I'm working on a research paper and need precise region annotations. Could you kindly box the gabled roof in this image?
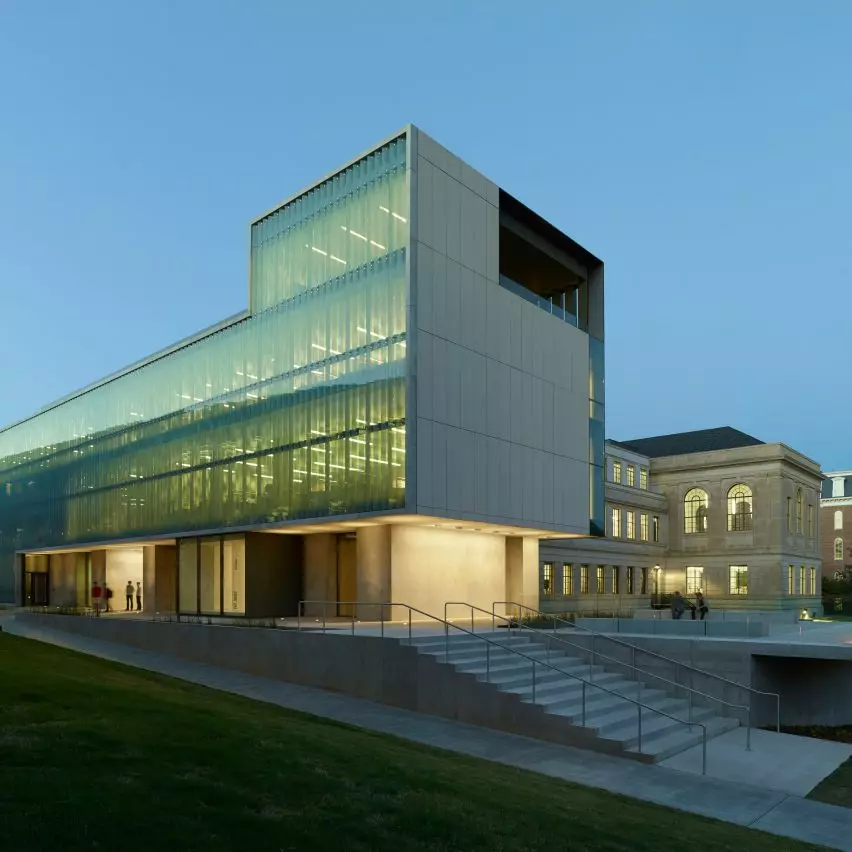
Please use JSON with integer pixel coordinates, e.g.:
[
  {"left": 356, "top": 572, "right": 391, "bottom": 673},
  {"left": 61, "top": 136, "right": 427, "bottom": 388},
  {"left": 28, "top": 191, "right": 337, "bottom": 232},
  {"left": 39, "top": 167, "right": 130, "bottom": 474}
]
[{"left": 610, "top": 427, "right": 765, "bottom": 459}]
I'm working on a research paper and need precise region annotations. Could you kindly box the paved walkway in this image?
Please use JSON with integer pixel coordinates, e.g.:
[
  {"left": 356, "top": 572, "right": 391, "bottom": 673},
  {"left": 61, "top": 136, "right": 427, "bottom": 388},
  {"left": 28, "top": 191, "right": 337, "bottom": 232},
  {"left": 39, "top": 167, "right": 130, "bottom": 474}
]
[{"left": 3, "top": 614, "right": 852, "bottom": 851}]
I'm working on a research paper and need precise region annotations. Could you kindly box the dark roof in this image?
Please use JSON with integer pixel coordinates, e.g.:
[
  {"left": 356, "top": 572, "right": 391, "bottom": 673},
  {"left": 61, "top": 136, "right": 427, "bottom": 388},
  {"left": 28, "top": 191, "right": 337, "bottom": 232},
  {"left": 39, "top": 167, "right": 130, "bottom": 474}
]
[{"left": 610, "top": 427, "right": 765, "bottom": 459}]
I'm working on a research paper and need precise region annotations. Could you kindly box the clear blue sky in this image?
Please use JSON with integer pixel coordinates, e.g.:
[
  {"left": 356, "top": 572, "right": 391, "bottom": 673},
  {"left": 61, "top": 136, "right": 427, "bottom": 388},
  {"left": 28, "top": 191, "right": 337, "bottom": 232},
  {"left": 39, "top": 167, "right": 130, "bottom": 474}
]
[{"left": 1, "top": 1, "right": 849, "bottom": 468}]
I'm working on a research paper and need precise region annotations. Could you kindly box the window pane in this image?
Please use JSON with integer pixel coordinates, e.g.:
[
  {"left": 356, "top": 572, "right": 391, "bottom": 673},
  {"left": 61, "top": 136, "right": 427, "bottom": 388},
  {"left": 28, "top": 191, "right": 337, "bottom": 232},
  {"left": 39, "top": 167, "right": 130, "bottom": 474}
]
[
  {"left": 729, "top": 565, "right": 748, "bottom": 595},
  {"left": 199, "top": 538, "right": 222, "bottom": 615},
  {"left": 178, "top": 538, "right": 198, "bottom": 613},
  {"left": 686, "top": 566, "right": 704, "bottom": 595},
  {"left": 223, "top": 535, "right": 246, "bottom": 614},
  {"left": 580, "top": 565, "right": 589, "bottom": 594},
  {"left": 542, "top": 563, "right": 553, "bottom": 596},
  {"left": 562, "top": 564, "right": 573, "bottom": 596}
]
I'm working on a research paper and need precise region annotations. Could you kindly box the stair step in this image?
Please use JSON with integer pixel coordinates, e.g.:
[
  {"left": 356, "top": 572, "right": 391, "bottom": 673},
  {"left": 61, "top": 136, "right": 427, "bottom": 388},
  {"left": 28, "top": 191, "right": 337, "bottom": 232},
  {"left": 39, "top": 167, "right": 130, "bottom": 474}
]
[
  {"left": 541, "top": 685, "right": 668, "bottom": 717},
  {"left": 623, "top": 715, "right": 740, "bottom": 761},
  {"left": 508, "top": 671, "right": 624, "bottom": 700}
]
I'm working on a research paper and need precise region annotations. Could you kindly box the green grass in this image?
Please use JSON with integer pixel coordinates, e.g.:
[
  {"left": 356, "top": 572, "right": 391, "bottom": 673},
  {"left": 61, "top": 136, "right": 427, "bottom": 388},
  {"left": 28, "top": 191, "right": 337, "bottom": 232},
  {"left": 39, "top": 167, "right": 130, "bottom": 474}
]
[
  {"left": 773, "top": 726, "right": 852, "bottom": 809},
  {"left": 0, "top": 634, "right": 819, "bottom": 852}
]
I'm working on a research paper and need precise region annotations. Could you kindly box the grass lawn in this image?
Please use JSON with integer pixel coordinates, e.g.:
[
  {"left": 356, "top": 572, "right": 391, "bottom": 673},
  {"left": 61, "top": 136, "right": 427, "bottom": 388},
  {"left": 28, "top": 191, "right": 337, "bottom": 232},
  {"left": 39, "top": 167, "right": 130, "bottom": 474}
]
[
  {"left": 0, "top": 634, "right": 820, "bottom": 852},
  {"left": 775, "top": 725, "right": 852, "bottom": 809}
]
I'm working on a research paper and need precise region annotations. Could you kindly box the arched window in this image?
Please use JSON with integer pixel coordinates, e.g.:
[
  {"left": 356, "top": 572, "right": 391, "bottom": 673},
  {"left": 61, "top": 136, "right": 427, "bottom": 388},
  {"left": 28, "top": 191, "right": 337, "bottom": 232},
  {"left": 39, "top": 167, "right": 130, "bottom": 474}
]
[
  {"left": 796, "top": 488, "right": 803, "bottom": 534},
  {"left": 835, "top": 538, "right": 844, "bottom": 561},
  {"left": 727, "top": 484, "right": 753, "bottom": 532},
  {"left": 836, "top": 510, "right": 844, "bottom": 531},
  {"left": 684, "top": 488, "right": 709, "bottom": 534}
]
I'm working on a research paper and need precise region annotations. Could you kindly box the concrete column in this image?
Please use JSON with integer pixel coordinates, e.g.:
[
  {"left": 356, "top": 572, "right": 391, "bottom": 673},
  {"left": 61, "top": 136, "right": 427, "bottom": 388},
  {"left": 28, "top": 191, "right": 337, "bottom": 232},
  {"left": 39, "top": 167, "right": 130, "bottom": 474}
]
[
  {"left": 356, "top": 525, "right": 391, "bottom": 621},
  {"left": 302, "top": 533, "right": 337, "bottom": 618},
  {"left": 505, "top": 536, "right": 540, "bottom": 616}
]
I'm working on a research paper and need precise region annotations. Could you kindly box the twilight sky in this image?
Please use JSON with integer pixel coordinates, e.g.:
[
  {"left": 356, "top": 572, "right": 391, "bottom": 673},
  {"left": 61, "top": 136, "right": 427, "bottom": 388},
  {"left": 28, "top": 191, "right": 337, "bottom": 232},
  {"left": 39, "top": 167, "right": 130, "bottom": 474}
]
[{"left": 0, "top": 1, "right": 849, "bottom": 468}]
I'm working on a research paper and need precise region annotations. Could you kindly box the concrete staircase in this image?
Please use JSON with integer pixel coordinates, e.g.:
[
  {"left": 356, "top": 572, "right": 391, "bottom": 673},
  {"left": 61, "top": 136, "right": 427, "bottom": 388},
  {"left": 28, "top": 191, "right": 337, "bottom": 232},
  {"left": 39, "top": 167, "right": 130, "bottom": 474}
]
[{"left": 409, "top": 631, "right": 739, "bottom": 762}]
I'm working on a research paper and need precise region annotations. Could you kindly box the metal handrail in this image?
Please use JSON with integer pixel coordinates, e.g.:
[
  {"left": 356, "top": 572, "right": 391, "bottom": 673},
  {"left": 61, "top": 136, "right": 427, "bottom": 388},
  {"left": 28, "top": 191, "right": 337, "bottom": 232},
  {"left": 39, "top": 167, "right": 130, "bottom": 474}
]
[
  {"left": 449, "top": 601, "right": 751, "bottom": 751},
  {"left": 493, "top": 600, "right": 781, "bottom": 734},
  {"left": 299, "top": 599, "right": 707, "bottom": 773}
]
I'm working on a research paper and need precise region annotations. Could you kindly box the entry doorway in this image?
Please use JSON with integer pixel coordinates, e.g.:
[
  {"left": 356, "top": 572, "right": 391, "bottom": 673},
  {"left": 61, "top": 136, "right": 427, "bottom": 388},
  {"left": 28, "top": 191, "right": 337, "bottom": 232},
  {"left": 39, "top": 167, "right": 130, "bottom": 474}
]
[
  {"left": 337, "top": 534, "right": 356, "bottom": 617},
  {"left": 25, "top": 571, "right": 49, "bottom": 606}
]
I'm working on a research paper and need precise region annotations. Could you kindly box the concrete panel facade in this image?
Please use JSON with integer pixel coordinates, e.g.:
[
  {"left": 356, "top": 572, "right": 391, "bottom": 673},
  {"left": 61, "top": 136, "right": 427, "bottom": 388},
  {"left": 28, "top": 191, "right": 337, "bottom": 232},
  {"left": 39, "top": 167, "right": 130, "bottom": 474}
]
[{"left": 409, "top": 127, "right": 592, "bottom": 537}]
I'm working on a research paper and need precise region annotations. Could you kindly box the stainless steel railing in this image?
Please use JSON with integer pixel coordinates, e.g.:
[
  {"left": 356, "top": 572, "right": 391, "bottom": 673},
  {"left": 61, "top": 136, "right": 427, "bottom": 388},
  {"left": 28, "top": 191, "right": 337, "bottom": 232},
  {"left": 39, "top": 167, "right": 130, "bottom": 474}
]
[
  {"left": 299, "top": 599, "right": 707, "bottom": 773},
  {"left": 493, "top": 600, "right": 781, "bottom": 736}
]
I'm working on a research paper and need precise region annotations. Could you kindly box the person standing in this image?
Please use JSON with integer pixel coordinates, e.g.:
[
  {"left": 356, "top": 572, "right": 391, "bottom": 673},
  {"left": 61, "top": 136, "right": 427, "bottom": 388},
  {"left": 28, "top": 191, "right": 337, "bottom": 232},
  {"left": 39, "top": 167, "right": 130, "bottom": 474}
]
[
  {"left": 91, "top": 581, "right": 102, "bottom": 616},
  {"left": 671, "top": 591, "right": 686, "bottom": 620},
  {"left": 104, "top": 583, "right": 113, "bottom": 612},
  {"left": 125, "top": 580, "right": 134, "bottom": 612},
  {"left": 136, "top": 581, "right": 142, "bottom": 612},
  {"left": 696, "top": 591, "right": 709, "bottom": 621}
]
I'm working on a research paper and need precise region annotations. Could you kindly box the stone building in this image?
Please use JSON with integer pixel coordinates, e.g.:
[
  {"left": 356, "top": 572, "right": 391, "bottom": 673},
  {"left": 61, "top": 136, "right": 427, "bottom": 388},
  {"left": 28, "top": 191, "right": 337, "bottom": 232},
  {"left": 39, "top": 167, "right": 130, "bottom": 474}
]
[
  {"left": 540, "top": 427, "right": 823, "bottom": 615},
  {"left": 820, "top": 471, "right": 852, "bottom": 578}
]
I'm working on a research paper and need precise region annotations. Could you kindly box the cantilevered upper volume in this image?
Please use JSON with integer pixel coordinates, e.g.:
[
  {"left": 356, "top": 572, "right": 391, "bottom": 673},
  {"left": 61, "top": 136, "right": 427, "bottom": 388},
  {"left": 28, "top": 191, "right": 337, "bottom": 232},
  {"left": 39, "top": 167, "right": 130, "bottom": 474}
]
[{"left": 0, "top": 126, "right": 604, "bottom": 618}]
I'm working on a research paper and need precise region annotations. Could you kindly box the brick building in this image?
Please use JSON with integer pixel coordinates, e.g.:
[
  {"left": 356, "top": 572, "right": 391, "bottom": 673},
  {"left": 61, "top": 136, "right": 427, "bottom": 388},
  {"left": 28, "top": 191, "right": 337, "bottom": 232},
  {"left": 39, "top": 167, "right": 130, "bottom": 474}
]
[{"left": 820, "top": 471, "right": 852, "bottom": 578}]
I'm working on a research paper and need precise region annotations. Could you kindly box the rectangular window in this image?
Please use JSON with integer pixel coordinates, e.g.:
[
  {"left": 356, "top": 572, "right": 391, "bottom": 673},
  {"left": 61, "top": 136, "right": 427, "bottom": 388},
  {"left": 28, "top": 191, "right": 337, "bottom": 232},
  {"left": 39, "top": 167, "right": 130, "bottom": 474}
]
[
  {"left": 788, "top": 565, "right": 794, "bottom": 595},
  {"left": 178, "top": 538, "right": 199, "bottom": 613},
  {"left": 640, "top": 567, "right": 649, "bottom": 595},
  {"left": 640, "top": 468, "right": 648, "bottom": 490},
  {"left": 810, "top": 567, "right": 817, "bottom": 596},
  {"left": 626, "top": 465, "right": 635, "bottom": 487},
  {"left": 562, "top": 564, "right": 574, "bottom": 596},
  {"left": 640, "top": 513, "right": 649, "bottom": 541},
  {"left": 686, "top": 566, "right": 704, "bottom": 595},
  {"left": 808, "top": 505, "right": 814, "bottom": 538},
  {"left": 626, "top": 567, "right": 635, "bottom": 594},
  {"left": 787, "top": 497, "right": 792, "bottom": 531},
  {"left": 611, "top": 507, "right": 621, "bottom": 537},
  {"left": 626, "top": 511, "right": 635, "bottom": 540},
  {"left": 542, "top": 563, "right": 553, "bottom": 596},
  {"left": 199, "top": 538, "right": 222, "bottom": 615},
  {"left": 222, "top": 535, "right": 246, "bottom": 614},
  {"left": 799, "top": 565, "right": 806, "bottom": 595},
  {"left": 611, "top": 566, "right": 620, "bottom": 594},
  {"left": 596, "top": 565, "right": 605, "bottom": 593},
  {"left": 729, "top": 565, "right": 748, "bottom": 595},
  {"left": 652, "top": 515, "right": 660, "bottom": 543},
  {"left": 580, "top": 565, "right": 589, "bottom": 594},
  {"left": 612, "top": 461, "right": 622, "bottom": 484}
]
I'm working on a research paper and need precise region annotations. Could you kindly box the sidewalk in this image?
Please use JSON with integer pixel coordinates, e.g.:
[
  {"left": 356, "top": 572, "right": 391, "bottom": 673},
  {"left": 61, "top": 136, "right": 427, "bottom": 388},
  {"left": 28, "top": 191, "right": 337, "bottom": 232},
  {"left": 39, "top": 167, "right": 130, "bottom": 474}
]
[{"left": 4, "top": 613, "right": 852, "bottom": 851}]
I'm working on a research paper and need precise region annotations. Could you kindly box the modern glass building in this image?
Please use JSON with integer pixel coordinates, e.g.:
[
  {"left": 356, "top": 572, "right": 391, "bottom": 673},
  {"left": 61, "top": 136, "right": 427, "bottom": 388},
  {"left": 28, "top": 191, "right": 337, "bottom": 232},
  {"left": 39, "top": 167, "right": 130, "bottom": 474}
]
[{"left": 0, "top": 126, "right": 604, "bottom": 619}]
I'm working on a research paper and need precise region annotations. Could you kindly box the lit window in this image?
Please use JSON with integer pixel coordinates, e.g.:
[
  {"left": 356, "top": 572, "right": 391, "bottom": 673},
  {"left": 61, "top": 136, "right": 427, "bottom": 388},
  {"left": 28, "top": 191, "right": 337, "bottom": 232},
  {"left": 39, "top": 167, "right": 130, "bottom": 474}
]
[
  {"left": 808, "top": 505, "right": 814, "bottom": 538},
  {"left": 626, "top": 567, "right": 635, "bottom": 594},
  {"left": 611, "top": 566, "right": 620, "bottom": 594},
  {"left": 727, "top": 484, "right": 752, "bottom": 532},
  {"left": 612, "top": 461, "right": 622, "bottom": 484},
  {"left": 580, "top": 565, "right": 590, "bottom": 594},
  {"left": 684, "top": 488, "right": 709, "bottom": 534},
  {"left": 626, "top": 465, "right": 635, "bottom": 487},
  {"left": 653, "top": 515, "right": 660, "bottom": 542},
  {"left": 639, "top": 468, "right": 648, "bottom": 490},
  {"left": 611, "top": 507, "right": 621, "bottom": 537},
  {"left": 640, "top": 514, "right": 649, "bottom": 541},
  {"left": 836, "top": 510, "right": 843, "bottom": 531},
  {"left": 729, "top": 565, "right": 748, "bottom": 595},
  {"left": 626, "top": 511, "right": 635, "bottom": 540},
  {"left": 835, "top": 538, "right": 844, "bottom": 561},
  {"left": 810, "top": 567, "right": 817, "bottom": 596},
  {"left": 788, "top": 565, "right": 794, "bottom": 595},
  {"left": 596, "top": 565, "right": 605, "bottom": 593},
  {"left": 542, "top": 563, "right": 553, "bottom": 596},
  {"left": 562, "top": 564, "right": 574, "bottom": 596},
  {"left": 796, "top": 489, "right": 803, "bottom": 534},
  {"left": 686, "top": 566, "right": 704, "bottom": 595},
  {"left": 799, "top": 565, "right": 805, "bottom": 594}
]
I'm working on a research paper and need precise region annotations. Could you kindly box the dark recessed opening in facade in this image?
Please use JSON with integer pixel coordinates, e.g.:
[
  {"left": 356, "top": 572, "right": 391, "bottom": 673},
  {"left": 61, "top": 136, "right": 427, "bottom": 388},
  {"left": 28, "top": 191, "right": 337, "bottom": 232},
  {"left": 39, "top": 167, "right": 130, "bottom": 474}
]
[{"left": 498, "top": 190, "right": 598, "bottom": 331}]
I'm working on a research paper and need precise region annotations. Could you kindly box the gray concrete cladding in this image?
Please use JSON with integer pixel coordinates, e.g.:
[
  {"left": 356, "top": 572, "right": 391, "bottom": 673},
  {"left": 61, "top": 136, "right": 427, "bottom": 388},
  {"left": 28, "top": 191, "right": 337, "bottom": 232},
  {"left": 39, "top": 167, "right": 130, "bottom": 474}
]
[{"left": 408, "top": 127, "right": 593, "bottom": 535}]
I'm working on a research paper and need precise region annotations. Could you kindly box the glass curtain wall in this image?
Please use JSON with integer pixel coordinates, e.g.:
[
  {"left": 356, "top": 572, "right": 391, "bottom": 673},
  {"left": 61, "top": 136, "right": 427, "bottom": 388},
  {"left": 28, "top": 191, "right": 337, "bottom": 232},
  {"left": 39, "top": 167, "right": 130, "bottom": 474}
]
[{"left": 0, "top": 136, "right": 408, "bottom": 603}]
